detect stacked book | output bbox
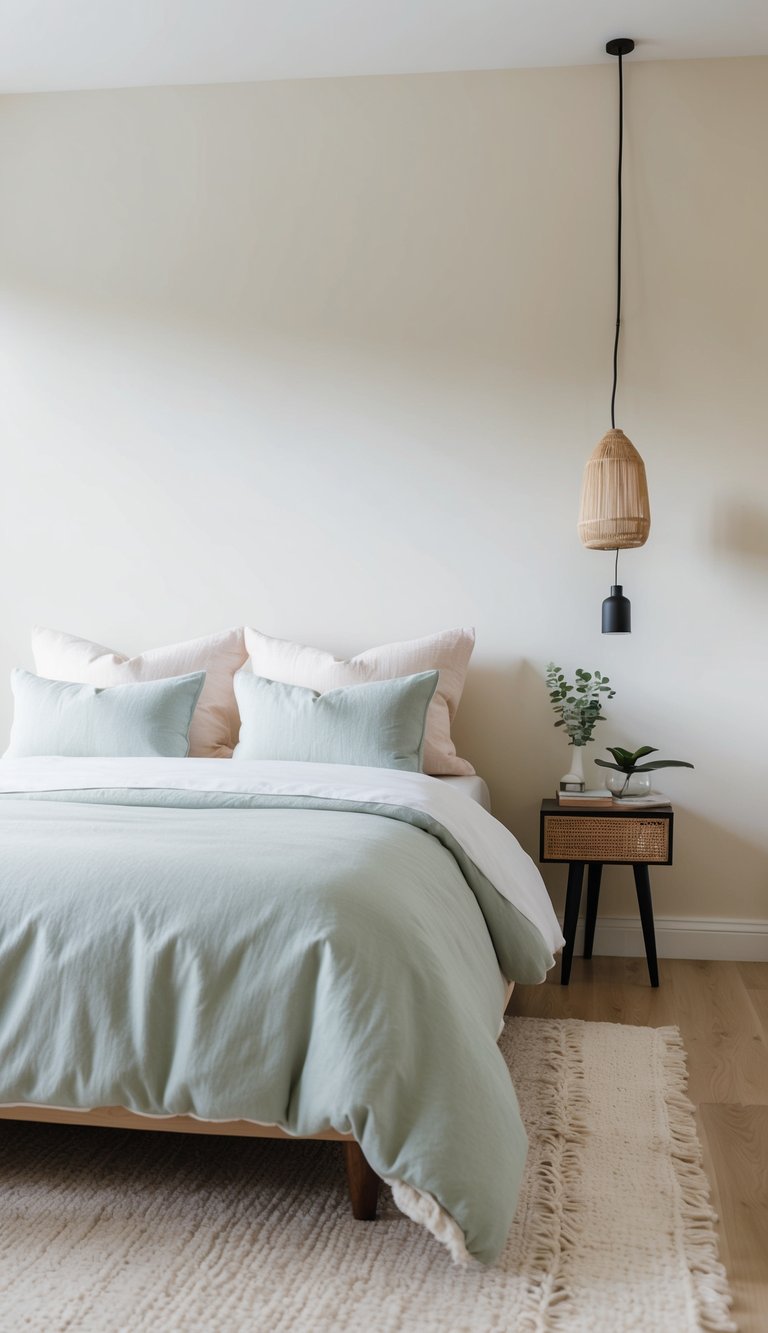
[556,789,671,809]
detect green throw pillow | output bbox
[233,669,439,772]
[5,668,206,758]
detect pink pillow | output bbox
[244,627,475,776]
[32,626,247,759]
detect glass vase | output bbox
[605,770,652,798]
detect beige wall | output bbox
[0,59,766,927]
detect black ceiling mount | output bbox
[606,38,635,57]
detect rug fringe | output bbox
[655,1026,737,1333]
[516,1018,591,1332]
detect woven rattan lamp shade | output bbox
[578,428,651,551]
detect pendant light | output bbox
[578,37,650,633]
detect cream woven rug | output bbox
[0,1019,735,1332]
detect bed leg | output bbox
[344,1141,381,1220]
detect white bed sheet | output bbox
[438,775,491,812]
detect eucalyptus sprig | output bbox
[545,663,616,748]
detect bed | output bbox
[0,756,563,1265]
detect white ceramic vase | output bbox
[560,745,586,791]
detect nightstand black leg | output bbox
[583,863,602,959]
[633,864,659,987]
[560,861,584,985]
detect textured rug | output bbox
[0,1019,735,1332]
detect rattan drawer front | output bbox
[542,814,670,863]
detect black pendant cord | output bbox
[610,50,624,431]
[601,39,635,634]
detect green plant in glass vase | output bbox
[594,746,694,797]
[545,664,616,790]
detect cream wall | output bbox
[0,59,766,933]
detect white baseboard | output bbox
[572,916,768,962]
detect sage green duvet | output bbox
[0,758,563,1264]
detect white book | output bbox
[556,789,613,805]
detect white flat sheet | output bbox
[438,775,491,812]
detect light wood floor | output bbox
[509,957,768,1333]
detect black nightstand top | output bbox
[540,797,674,818]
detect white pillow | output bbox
[244,627,476,776]
[32,627,247,758]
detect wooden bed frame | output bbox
[0,982,514,1223]
[0,1102,382,1220]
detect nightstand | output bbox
[539,798,674,988]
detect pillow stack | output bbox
[31,626,247,758]
[242,627,476,776]
[11,625,476,773]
